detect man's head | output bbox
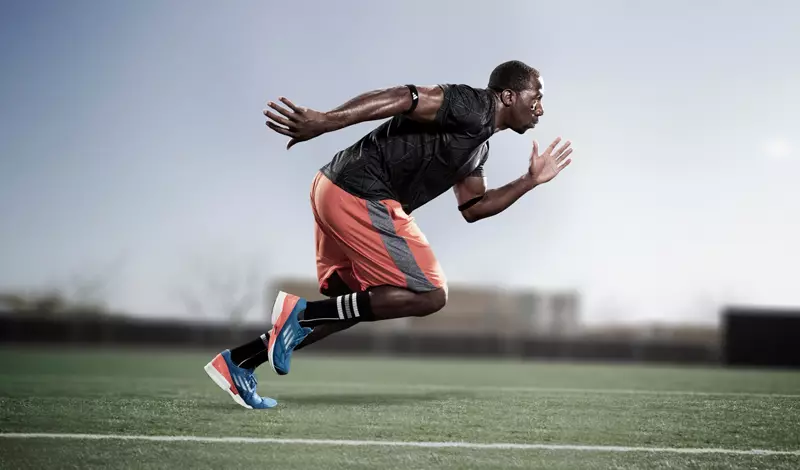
[488,60,544,134]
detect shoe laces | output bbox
[245,372,258,390]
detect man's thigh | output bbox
[312,173,445,293]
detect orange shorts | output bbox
[310,171,446,294]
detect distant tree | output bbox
[174,251,268,326]
[0,286,110,316]
[0,256,126,316]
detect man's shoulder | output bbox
[438,84,493,102]
[434,84,495,133]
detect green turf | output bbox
[1,347,799,469]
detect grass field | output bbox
[1,346,799,469]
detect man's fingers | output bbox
[545,136,562,155]
[264,110,295,129]
[531,140,539,158]
[266,121,297,137]
[266,101,298,120]
[287,138,298,150]
[555,148,573,163]
[558,158,572,170]
[553,140,572,158]
[279,96,300,112]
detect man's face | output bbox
[507,75,544,134]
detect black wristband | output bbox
[403,84,419,115]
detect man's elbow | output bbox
[461,209,482,223]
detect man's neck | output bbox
[488,90,507,132]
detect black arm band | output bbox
[458,195,484,212]
[403,84,419,115]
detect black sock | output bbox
[238,348,270,370]
[228,334,269,369]
[299,292,373,327]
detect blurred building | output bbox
[269,278,581,337]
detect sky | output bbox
[1,0,799,325]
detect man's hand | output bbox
[263,97,333,150]
[528,137,573,186]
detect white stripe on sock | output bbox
[351,293,360,318]
[336,296,344,320]
[343,295,352,319]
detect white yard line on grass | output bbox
[1,433,799,456]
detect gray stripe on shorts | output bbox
[366,200,437,292]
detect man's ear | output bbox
[501,89,515,107]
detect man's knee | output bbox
[416,285,447,317]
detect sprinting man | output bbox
[204,60,574,409]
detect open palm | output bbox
[529,137,573,185]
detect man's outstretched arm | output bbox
[454,173,537,223]
[454,137,574,223]
[263,85,443,149]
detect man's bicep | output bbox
[454,174,487,208]
[405,85,445,123]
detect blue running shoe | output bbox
[204,349,277,409]
[267,291,312,375]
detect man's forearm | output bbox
[324,87,413,132]
[463,174,537,223]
